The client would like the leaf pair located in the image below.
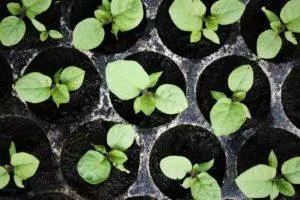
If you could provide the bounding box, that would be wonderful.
[210,65,253,136]
[73,0,144,50]
[106,60,188,116]
[15,66,85,108]
[236,150,300,199]
[0,0,63,46]
[160,156,221,200]
[257,0,300,59]
[0,142,40,189]
[169,0,245,43]
[77,124,136,184]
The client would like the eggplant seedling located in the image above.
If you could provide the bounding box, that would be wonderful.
[169,0,245,43]
[0,0,63,46]
[14,66,85,108]
[77,124,136,184]
[72,0,144,50]
[257,0,300,59]
[160,156,221,200]
[105,60,188,116]
[0,141,40,189]
[236,150,300,199]
[210,65,253,136]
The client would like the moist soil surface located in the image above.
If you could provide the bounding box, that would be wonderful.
[28,192,74,200]
[0,54,13,101]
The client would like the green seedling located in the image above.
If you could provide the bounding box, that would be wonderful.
[160,156,221,200]
[14,66,85,108]
[210,65,253,136]
[73,0,144,50]
[236,150,300,199]
[257,0,300,59]
[0,141,40,189]
[169,0,245,43]
[105,60,188,116]
[77,124,136,184]
[0,0,63,46]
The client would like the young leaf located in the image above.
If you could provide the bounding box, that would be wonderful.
[280,0,300,33]
[182,177,193,189]
[203,29,220,44]
[199,159,214,172]
[261,7,280,23]
[276,178,295,197]
[106,60,150,100]
[192,164,201,175]
[107,124,136,151]
[270,21,282,34]
[15,72,52,103]
[102,0,111,11]
[169,0,205,32]
[211,91,227,101]
[211,0,245,25]
[11,152,40,180]
[114,163,130,173]
[155,84,188,115]
[109,150,128,165]
[284,31,298,45]
[111,23,120,39]
[190,30,202,43]
[0,166,10,189]
[232,91,246,102]
[134,96,141,114]
[7,3,22,16]
[94,9,112,24]
[160,156,192,180]
[51,84,70,108]
[140,93,156,116]
[148,72,163,88]
[31,19,46,32]
[228,65,253,93]
[257,30,282,59]
[40,31,49,42]
[59,66,85,91]
[270,183,279,200]
[0,16,26,46]
[281,157,300,184]
[54,68,63,84]
[241,103,251,119]
[268,150,278,169]
[14,175,24,188]
[9,141,17,158]
[23,0,52,18]
[49,30,63,39]
[73,18,105,50]
[205,16,218,31]
[235,164,276,198]
[77,150,111,184]
[92,144,107,154]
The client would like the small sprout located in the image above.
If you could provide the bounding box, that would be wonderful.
[160,156,221,200]
[77,124,136,184]
[105,60,188,116]
[0,141,40,189]
[14,66,85,108]
[210,65,253,136]
[0,0,63,46]
[257,0,300,59]
[73,0,144,50]
[236,150,300,199]
[169,0,245,44]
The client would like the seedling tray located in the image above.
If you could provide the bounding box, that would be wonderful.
[1,0,300,199]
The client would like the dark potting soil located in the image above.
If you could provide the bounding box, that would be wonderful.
[241,0,300,63]
[156,0,234,59]
[23,47,101,124]
[0,116,58,198]
[0,54,13,100]
[196,55,271,130]
[69,0,147,54]
[109,51,186,128]
[237,128,300,199]
[28,192,74,200]
[60,120,140,200]
[282,66,300,129]
[0,0,61,51]
[149,125,226,199]
[126,197,157,200]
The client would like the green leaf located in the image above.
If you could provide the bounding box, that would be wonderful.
[106,60,150,100]
[111,23,120,39]
[261,7,280,23]
[232,91,246,102]
[107,124,136,151]
[148,71,163,88]
[14,175,24,188]
[0,16,26,46]
[270,183,279,200]
[280,0,300,33]
[94,9,112,24]
[109,150,128,165]
[159,156,192,180]
[235,164,276,198]
[203,29,220,44]
[155,84,188,115]
[9,141,16,158]
[199,159,214,172]
[111,0,144,32]
[59,66,85,91]
[211,91,227,101]
[190,172,221,200]
[31,19,46,32]
[205,16,218,31]
[134,96,141,114]
[281,157,300,184]
[54,68,62,84]
[40,31,49,41]
[15,72,52,103]
[23,0,52,18]
[284,31,298,45]
[190,30,202,43]
[268,150,278,169]
[241,103,251,119]
[211,0,245,25]
[276,178,295,197]
[7,3,22,16]
[182,177,193,189]
[192,164,201,175]
[140,93,156,116]
[92,144,107,154]
[113,163,130,173]
[257,29,282,59]
[210,98,246,136]
[102,0,111,11]
[77,150,111,184]
[0,166,10,189]
[73,18,105,50]
[169,0,205,32]
[11,152,40,180]
[228,65,253,93]
[49,30,63,39]
[270,21,282,34]
[51,84,70,108]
